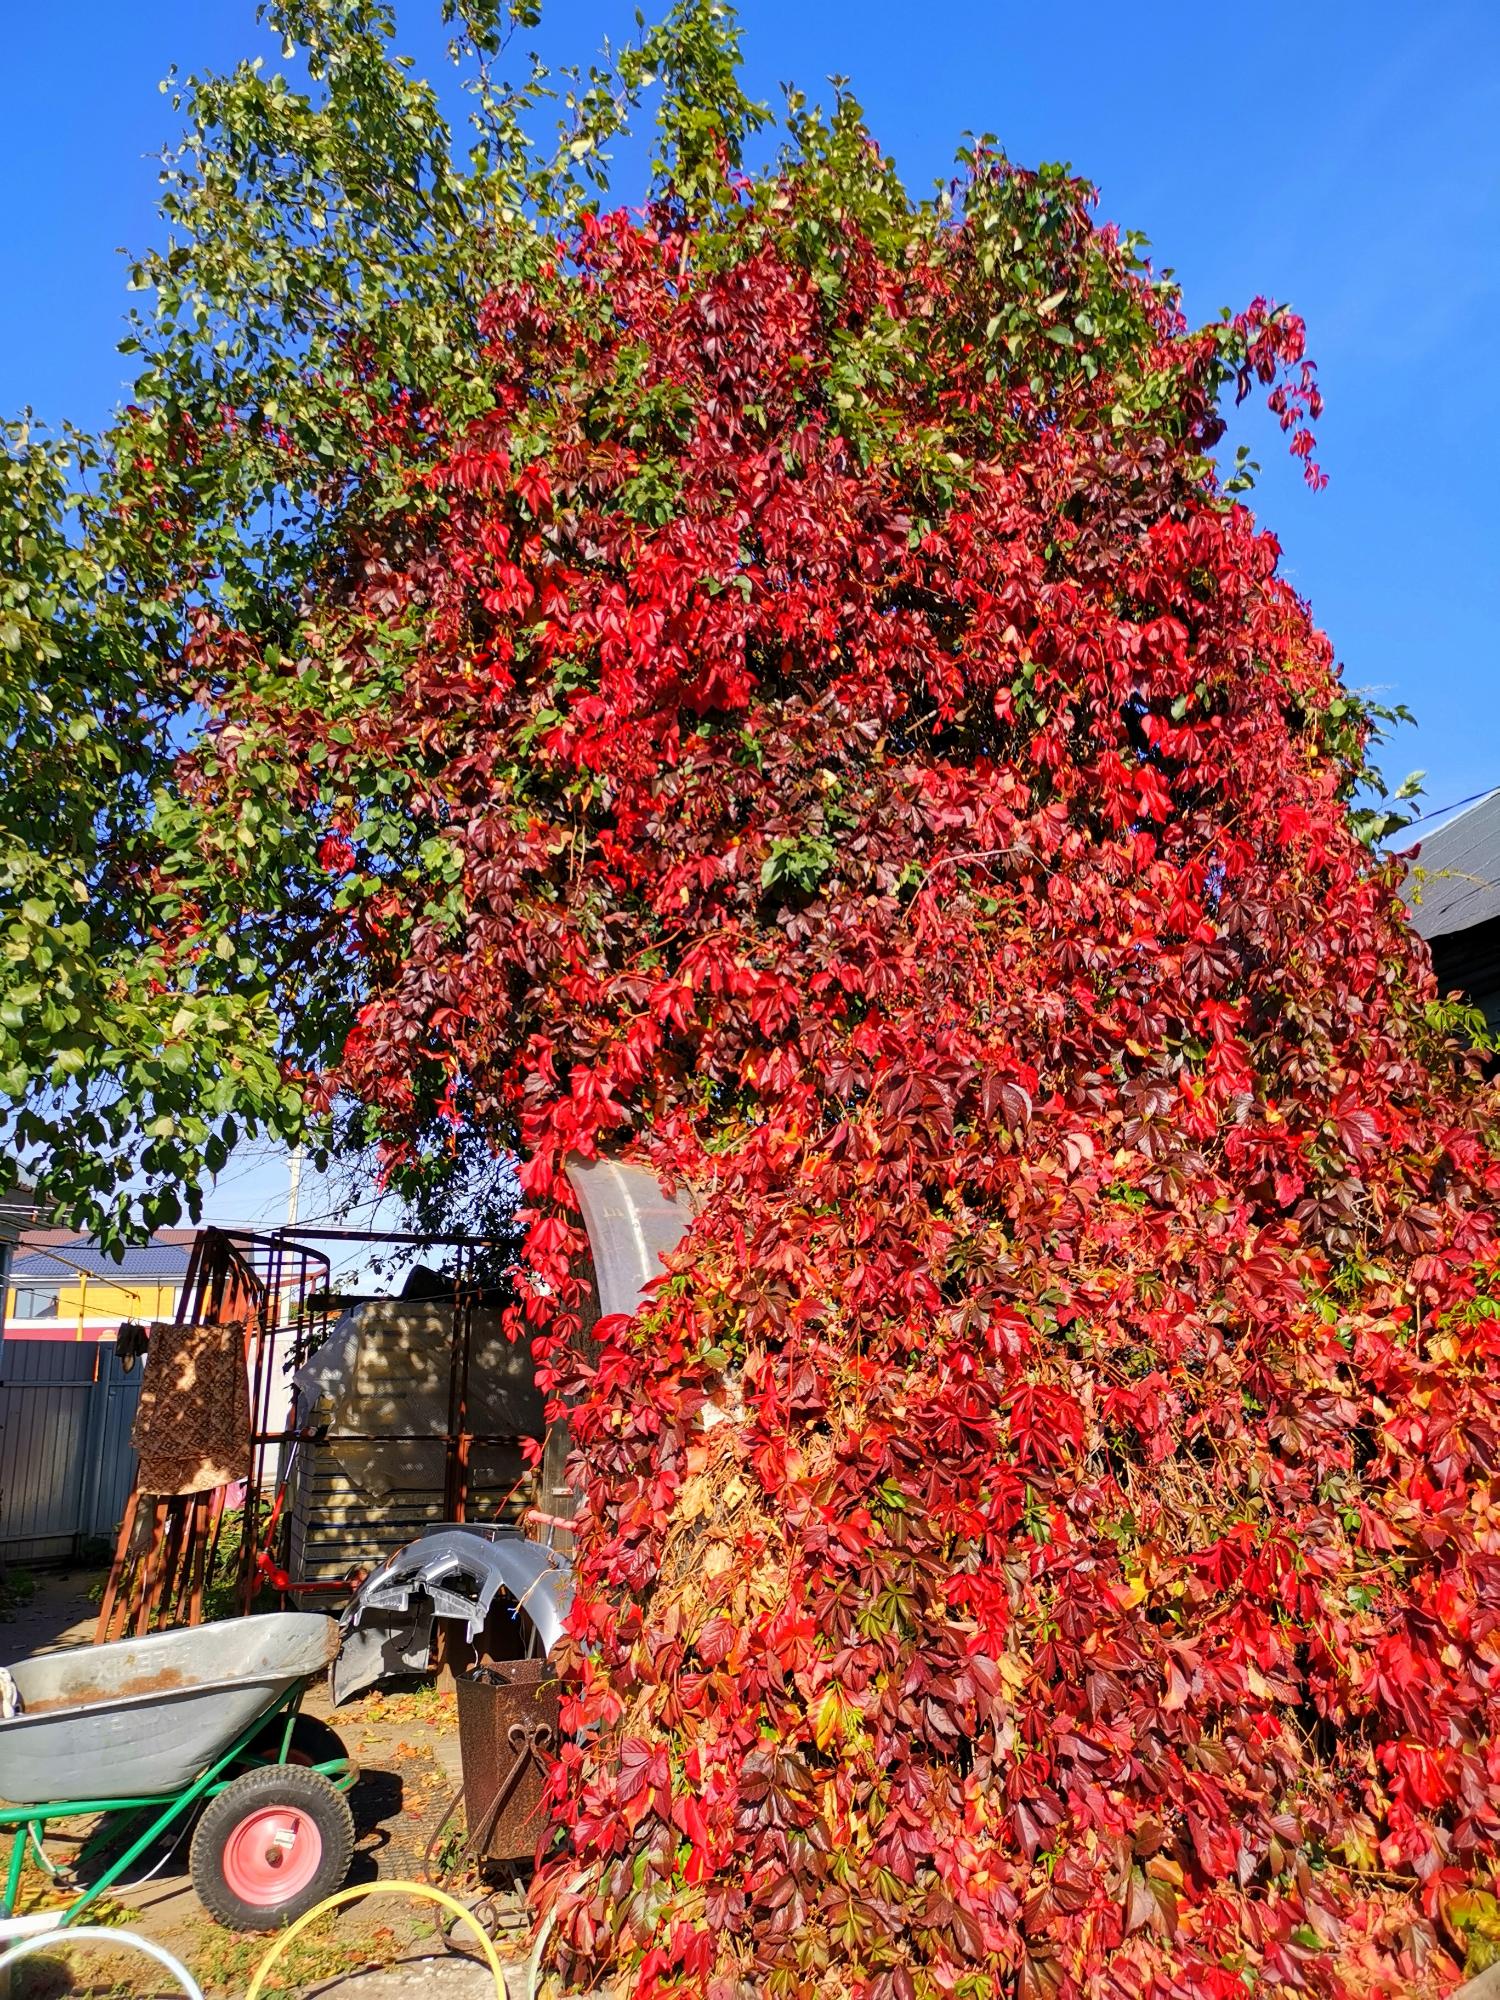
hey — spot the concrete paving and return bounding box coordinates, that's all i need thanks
[305,1956,530,1998]
[0,1571,99,1658]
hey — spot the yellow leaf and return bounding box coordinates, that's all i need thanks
[813,1687,846,1750]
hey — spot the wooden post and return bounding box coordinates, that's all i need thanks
[94,1486,139,1643]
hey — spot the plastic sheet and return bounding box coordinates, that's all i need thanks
[565,1155,694,1320]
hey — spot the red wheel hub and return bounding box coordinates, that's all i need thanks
[221,1803,323,1907]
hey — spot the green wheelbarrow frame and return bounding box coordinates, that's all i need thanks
[0,1686,355,1930]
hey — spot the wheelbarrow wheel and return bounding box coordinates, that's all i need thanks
[190,1763,355,1931]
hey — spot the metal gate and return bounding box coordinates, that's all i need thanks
[0,1341,143,1564]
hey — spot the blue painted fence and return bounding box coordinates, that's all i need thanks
[0,1340,142,1563]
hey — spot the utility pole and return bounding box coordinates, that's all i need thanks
[279,1143,307,1334]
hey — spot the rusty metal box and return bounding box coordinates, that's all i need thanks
[455,1659,561,1863]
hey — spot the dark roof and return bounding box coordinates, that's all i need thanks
[10,1243,191,1282]
[1404,790,1500,942]
[17,1227,197,1248]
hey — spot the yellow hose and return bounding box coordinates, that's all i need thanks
[244,1881,506,2000]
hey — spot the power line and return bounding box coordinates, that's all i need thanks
[6,1244,153,1306]
[1403,785,1500,830]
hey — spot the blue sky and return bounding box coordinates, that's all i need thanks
[5,0,1495,802]
[3,0,1497,1227]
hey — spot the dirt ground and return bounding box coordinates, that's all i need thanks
[0,1573,539,1998]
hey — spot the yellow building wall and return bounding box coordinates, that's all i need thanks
[5,1278,181,1328]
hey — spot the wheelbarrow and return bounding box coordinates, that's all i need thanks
[0,1612,357,1935]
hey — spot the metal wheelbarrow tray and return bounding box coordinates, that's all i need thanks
[0,1613,337,1803]
[0,1613,357,1936]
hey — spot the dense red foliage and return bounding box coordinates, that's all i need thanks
[194,158,1500,1997]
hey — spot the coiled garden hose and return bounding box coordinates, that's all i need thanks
[0,1877,520,1999]
[244,1880,506,2000]
[0,1924,205,1999]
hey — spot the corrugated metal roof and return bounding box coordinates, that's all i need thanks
[1404,790,1500,941]
[16,1228,197,1248]
[10,1243,191,1282]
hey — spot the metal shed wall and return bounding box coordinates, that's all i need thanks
[0,1339,142,1563]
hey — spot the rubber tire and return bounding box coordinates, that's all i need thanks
[245,1712,349,1772]
[190,1763,355,1931]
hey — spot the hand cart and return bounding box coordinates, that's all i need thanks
[0,1612,357,1935]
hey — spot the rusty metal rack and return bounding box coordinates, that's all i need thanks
[99,1222,530,1634]
[96,1227,329,1638]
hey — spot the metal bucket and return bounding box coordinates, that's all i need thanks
[455,1660,560,1863]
